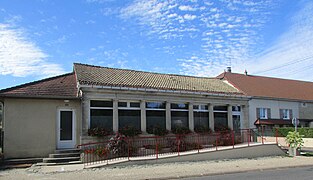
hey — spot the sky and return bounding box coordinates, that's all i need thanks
[1,0,313,89]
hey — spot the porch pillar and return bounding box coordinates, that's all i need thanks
[228,105,233,130]
[188,103,194,131]
[209,104,214,131]
[241,104,249,129]
[82,97,90,135]
[166,101,171,131]
[140,100,146,133]
[113,99,119,132]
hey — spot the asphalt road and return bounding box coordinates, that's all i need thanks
[182,166,313,180]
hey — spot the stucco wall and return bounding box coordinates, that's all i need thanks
[248,99,299,128]
[3,98,81,159]
[299,102,313,119]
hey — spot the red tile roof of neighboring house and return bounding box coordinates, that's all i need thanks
[217,72,313,101]
[254,119,292,125]
[74,63,242,95]
[0,73,78,99]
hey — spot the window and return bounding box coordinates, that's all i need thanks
[171,103,189,129]
[146,102,166,132]
[280,109,292,120]
[118,101,141,130]
[257,108,270,119]
[90,100,113,130]
[193,104,209,129]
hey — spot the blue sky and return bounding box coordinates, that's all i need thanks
[1,0,313,89]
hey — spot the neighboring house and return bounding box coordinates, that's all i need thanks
[217,68,313,129]
[0,63,249,159]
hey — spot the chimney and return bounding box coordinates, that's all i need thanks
[244,69,248,75]
[226,67,231,73]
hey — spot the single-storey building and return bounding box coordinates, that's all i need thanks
[0,63,250,159]
[217,68,313,130]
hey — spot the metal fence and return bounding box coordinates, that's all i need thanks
[77,129,272,167]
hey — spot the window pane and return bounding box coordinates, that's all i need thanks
[146,102,165,109]
[214,112,228,131]
[194,112,209,128]
[60,111,73,140]
[232,106,241,111]
[171,111,188,129]
[200,105,208,110]
[171,103,188,110]
[193,105,199,110]
[146,111,166,131]
[118,110,141,130]
[118,102,127,107]
[130,102,140,108]
[233,115,240,132]
[90,100,113,107]
[90,109,113,130]
[213,106,227,111]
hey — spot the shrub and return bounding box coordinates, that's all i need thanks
[171,126,191,135]
[275,127,313,138]
[147,125,169,136]
[285,131,304,149]
[119,125,141,137]
[88,127,113,137]
[194,125,212,134]
[214,125,231,134]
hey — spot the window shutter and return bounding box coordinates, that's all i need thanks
[289,109,293,119]
[256,108,260,119]
[267,108,271,119]
[279,109,283,119]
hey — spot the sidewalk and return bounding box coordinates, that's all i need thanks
[1,156,313,179]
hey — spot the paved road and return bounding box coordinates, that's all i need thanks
[183,166,313,180]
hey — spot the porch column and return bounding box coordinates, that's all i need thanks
[241,104,249,129]
[188,103,194,131]
[228,105,233,130]
[82,98,90,136]
[209,104,214,131]
[166,101,171,131]
[113,99,118,132]
[140,100,146,133]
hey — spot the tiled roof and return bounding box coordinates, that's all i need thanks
[0,73,78,99]
[254,119,292,125]
[74,63,241,95]
[217,72,313,101]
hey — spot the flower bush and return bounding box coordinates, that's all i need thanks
[171,126,191,135]
[147,125,169,136]
[88,127,113,137]
[194,125,212,134]
[286,131,304,149]
[119,125,142,137]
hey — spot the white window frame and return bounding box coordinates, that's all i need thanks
[89,100,113,128]
[171,102,189,112]
[118,101,140,110]
[146,101,166,111]
[193,104,209,112]
[282,109,290,120]
[259,108,268,119]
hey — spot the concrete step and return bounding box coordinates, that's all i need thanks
[2,158,43,165]
[36,160,82,166]
[49,152,81,158]
[54,148,81,154]
[43,156,81,163]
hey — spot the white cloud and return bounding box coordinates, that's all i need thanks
[183,14,197,20]
[0,24,64,77]
[179,5,196,11]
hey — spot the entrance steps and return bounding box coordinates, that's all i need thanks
[37,149,82,166]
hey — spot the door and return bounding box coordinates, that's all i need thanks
[57,109,76,149]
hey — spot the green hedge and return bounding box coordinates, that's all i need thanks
[275,127,313,138]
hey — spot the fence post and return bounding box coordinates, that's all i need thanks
[248,129,250,147]
[232,130,235,149]
[261,126,264,144]
[127,138,130,161]
[216,134,218,151]
[197,134,200,153]
[275,128,278,144]
[177,135,180,156]
[156,136,159,160]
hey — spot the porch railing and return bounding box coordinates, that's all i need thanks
[77,129,276,167]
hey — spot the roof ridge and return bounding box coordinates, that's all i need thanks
[73,62,216,80]
[226,72,313,83]
[0,72,74,94]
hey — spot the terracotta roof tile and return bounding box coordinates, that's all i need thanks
[0,73,78,98]
[217,72,313,101]
[74,63,241,94]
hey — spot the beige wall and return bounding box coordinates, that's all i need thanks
[3,98,81,159]
[248,99,299,128]
[299,102,313,120]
